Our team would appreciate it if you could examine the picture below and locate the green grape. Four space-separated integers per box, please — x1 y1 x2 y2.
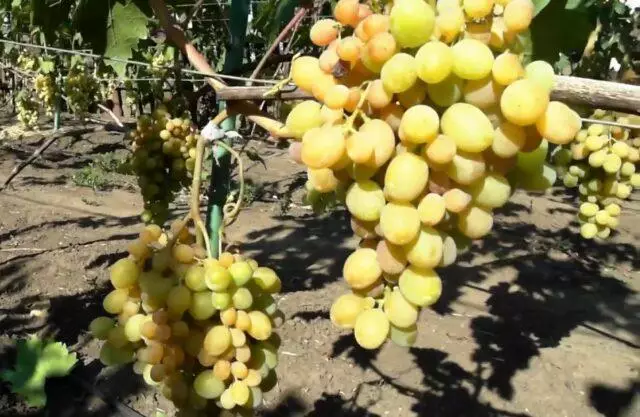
204 261 232 291
525 60 556 92
580 223 598 239
441 103 494 152
451 39 494 80
620 162 635 177
285 100 323 139
103 289 129 314
90 316 116 340
404 226 443 269
415 41 453 84
228 262 253 286
384 152 429 202
232 287 254 310
189 291 216 320
467 173 512 208
248 311 273 340
603 154 622 174
193 371 225 399
184 265 207 292
389 323 418 347
447 151 486 185
380 202 421 245
579 202 599 217
630 173 640 188
110 258 140 289
346 180 386 221
427 74 463 107
252 267 282 293
167 286 191 315
384 287 418 328
389 0 435 48
212 291 232 310
381 53 418 93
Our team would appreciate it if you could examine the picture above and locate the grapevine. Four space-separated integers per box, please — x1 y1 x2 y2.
552 110 640 239
90 220 283 415
63 62 99 116
16 90 39 129
34 73 58 116
284 0 583 349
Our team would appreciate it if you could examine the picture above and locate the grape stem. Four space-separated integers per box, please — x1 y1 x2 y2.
191 109 229 255
213 140 245 256
344 82 371 134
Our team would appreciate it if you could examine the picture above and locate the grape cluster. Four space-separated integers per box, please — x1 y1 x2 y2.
286 0 581 349
124 79 139 116
16 92 39 129
553 110 639 239
16 53 38 71
63 64 99 115
129 106 198 225
34 73 58 116
91 223 283 416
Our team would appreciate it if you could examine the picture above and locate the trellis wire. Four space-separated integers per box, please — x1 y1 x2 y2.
0 39 282 85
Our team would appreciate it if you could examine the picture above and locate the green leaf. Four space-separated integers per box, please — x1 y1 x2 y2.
1 336 77 408
532 0 551 15
30 0 74 42
38 58 54 74
104 1 149 78
530 0 596 64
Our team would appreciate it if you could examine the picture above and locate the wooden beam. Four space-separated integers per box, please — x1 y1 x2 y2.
216 86 311 101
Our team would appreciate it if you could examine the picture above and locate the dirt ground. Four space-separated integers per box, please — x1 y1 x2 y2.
0 121 638 417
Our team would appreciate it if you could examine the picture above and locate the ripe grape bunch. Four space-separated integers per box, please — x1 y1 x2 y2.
90 222 283 415
63 63 99 115
124 79 139 116
16 92 39 129
129 106 199 225
553 110 640 240
34 73 58 116
284 0 582 349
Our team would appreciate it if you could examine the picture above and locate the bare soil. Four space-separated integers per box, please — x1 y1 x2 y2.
0 123 638 417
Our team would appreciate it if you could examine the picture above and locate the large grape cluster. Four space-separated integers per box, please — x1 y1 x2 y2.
16 92 39 129
129 106 198 225
63 63 99 115
34 73 58 116
553 110 639 239
91 223 283 415
286 0 581 350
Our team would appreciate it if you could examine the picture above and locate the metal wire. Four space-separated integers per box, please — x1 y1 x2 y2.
0 38 282 85
581 118 640 130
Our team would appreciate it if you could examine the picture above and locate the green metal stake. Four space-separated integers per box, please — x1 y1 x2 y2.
206 0 249 258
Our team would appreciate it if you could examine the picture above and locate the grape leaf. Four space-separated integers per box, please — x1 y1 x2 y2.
532 0 552 15
104 1 149 78
0 336 78 407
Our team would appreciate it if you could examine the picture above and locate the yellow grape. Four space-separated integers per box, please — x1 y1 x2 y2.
103 289 129 314
404 226 443 269
139 224 162 244
451 39 494 80
367 32 397 64
110 258 140 289
324 84 351 110
346 163 378 181
351 217 378 240
384 152 429 202
397 81 428 108
166 286 191 315
492 122 526 157
446 151 487 185
439 233 458 267
503 0 534 33
376 240 407 275
312 72 337 103
580 223 598 239
204 262 232 291
389 0 435 48
415 41 453 84
595 210 611 226
248 311 272 340
441 103 494 152
621 162 635 177
124 314 145 342
611 141 629 159
363 14 390 39
301 125 346 169
337 36 363 62
319 48 340 73
308 168 339 193
231 361 249 379
359 119 396 167
100 343 134 367
605 203 621 217
90 316 115 340
285 100 323 139
380 202 421 245
585 135 606 151
465 19 492 45
427 74 463 107
204 325 232 356
616 183 631 199
354 308 390 349
184 265 207 292
597 226 611 239
579 202 598 217
536 101 582 145
458 205 494 238
330 293 368 329
417 193 446 226
310 19 339 46
398 104 440 144
347 132 374 165
228 261 253 286
230 380 251 406
492 52 525 86
366 79 394 109
252 267 281 294
468 173 511 208
384 287 418 328
389 323 418 347
423 134 456 165
462 77 503 110
489 16 508 50
343 248 383 290
463 0 494 19
500 79 549 126
443 188 472 213
603 154 622 174
346 180 386 221
291 57 323 93
381 53 418 93
525 60 556 92
398 266 442 307
172 244 194 264
437 5 465 43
